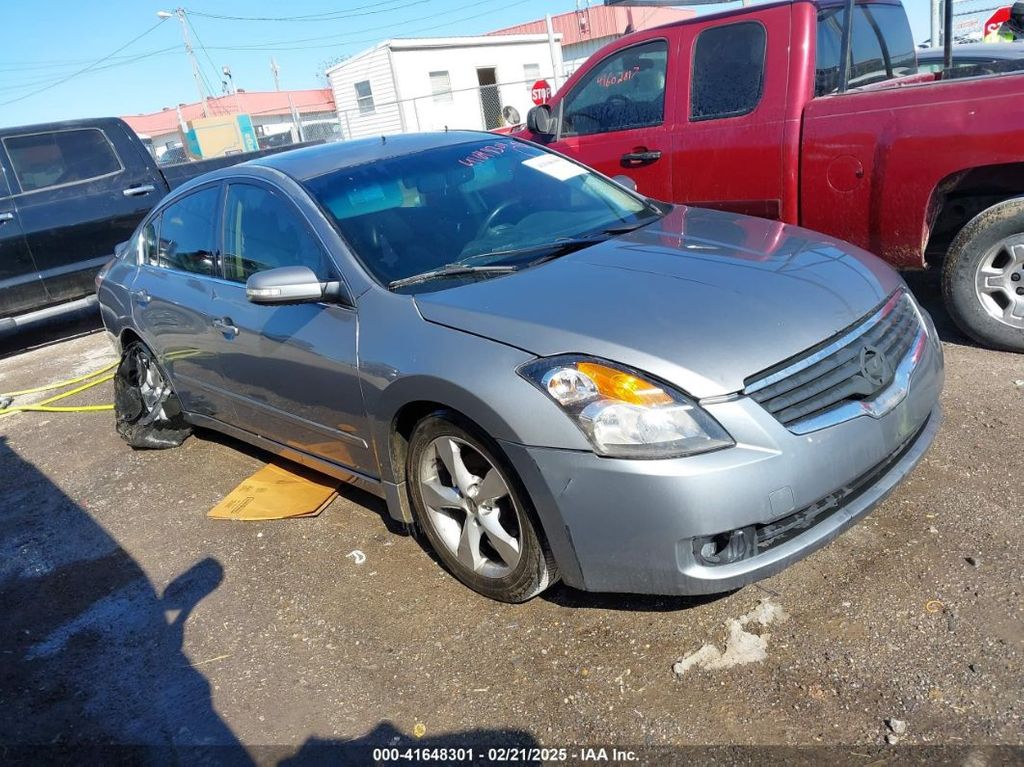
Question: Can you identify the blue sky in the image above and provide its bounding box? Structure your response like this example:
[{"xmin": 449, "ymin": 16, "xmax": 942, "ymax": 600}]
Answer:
[{"xmin": 0, "ymin": 0, "xmax": 937, "ymax": 127}]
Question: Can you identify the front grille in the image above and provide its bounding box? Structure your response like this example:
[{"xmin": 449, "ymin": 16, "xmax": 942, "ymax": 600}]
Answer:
[
  {"xmin": 693, "ymin": 415, "xmax": 931, "ymax": 567},
  {"xmin": 744, "ymin": 291, "xmax": 925, "ymax": 432}
]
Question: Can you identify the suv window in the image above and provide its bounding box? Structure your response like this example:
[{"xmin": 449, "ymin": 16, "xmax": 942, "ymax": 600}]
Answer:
[
  {"xmin": 816, "ymin": 4, "xmax": 917, "ymax": 96},
  {"xmin": 152, "ymin": 187, "xmax": 220, "ymax": 276},
  {"xmin": 3, "ymin": 129, "xmax": 122, "ymax": 193},
  {"xmin": 560, "ymin": 40, "xmax": 668, "ymax": 137},
  {"xmin": 222, "ymin": 184, "xmax": 327, "ymax": 283},
  {"xmin": 691, "ymin": 22, "xmax": 767, "ymax": 121}
]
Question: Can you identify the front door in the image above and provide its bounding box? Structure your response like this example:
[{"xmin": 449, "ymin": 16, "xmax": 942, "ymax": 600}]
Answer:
[
  {"xmin": 546, "ymin": 38, "xmax": 674, "ymax": 201},
  {"xmin": 476, "ymin": 67, "xmax": 502, "ymax": 130},
  {"xmin": 209, "ymin": 181, "xmax": 376, "ymax": 476},
  {"xmin": 669, "ymin": 17, "xmax": 789, "ymax": 220},
  {"xmin": 0, "ymin": 158, "xmax": 47, "ymax": 319},
  {"xmin": 130, "ymin": 184, "xmax": 233, "ymax": 420},
  {"xmin": 3, "ymin": 126, "xmax": 162, "ymax": 305}
]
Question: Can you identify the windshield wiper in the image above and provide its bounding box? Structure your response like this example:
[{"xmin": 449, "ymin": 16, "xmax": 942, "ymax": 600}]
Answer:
[{"xmin": 388, "ymin": 263, "xmax": 518, "ymax": 290}]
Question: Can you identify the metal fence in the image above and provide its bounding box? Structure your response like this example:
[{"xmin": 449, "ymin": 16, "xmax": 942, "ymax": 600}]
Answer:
[
  {"xmin": 333, "ymin": 76, "xmax": 560, "ymax": 141},
  {"xmin": 949, "ymin": 0, "xmax": 1007, "ymax": 41}
]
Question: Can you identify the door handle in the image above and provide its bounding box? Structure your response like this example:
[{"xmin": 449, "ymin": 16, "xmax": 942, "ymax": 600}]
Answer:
[
  {"xmin": 123, "ymin": 184, "xmax": 156, "ymax": 197},
  {"xmin": 620, "ymin": 149, "xmax": 662, "ymax": 167},
  {"xmin": 0, "ymin": 212, "xmax": 13, "ymax": 223},
  {"xmin": 131, "ymin": 289, "xmax": 151, "ymax": 305},
  {"xmin": 212, "ymin": 317, "xmax": 239, "ymax": 337}
]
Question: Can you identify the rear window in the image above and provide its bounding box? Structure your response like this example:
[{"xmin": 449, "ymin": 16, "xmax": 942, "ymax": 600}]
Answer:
[
  {"xmin": 815, "ymin": 4, "xmax": 917, "ymax": 96},
  {"xmin": 3, "ymin": 128, "xmax": 122, "ymax": 193},
  {"xmin": 691, "ymin": 22, "xmax": 767, "ymax": 121}
]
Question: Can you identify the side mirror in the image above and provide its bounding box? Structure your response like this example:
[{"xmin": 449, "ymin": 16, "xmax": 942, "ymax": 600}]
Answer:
[
  {"xmin": 611, "ymin": 174, "xmax": 638, "ymax": 192},
  {"xmin": 245, "ymin": 265, "xmax": 343, "ymax": 305},
  {"xmin": 526, "ymin": 104, "xmax": 555, "ymax": 137}
]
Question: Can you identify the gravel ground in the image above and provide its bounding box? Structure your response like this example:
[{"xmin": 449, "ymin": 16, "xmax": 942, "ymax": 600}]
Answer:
[{"xmin": 0, "ymin": 279, "xmax": 1021, "ymax": 761}]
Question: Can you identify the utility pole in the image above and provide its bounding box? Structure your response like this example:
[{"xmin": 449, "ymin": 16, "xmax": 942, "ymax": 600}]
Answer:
[
  {"xmin": 270, "ymin": 58, "xmax": 281, "ymax": 92},
  {"xmin": 545, "ymin": 14, "xmax": 561, "ymax": 91},
  {"xmin": 158, "ymin": 8, "xmax": 208, "ymax": 116},
  {"xmin": 931, "ymin": 0, "xmax": 942, "ymax": 48}
]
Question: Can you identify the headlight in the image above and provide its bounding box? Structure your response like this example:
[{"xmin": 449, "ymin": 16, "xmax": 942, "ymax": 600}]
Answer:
[{"xmin": 518, "ymin": 355, "xmax": 734, "ymax": 459}]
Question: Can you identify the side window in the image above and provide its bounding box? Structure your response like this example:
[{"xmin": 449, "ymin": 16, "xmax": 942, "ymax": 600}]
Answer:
[
  {"xmin": 222, "ymin": 184, "xmax": 327, "ymax": 283},
  {"xmin": 815, "ymin": 5, "xmax": 918, "ymax": 96},
  {"xmin": 153, "ymin": 187, "xmax": 220, "ymax": 276},
  {"xmin": 560, "ymin": 40, "xmax": 668, "ymax": 137},
  {"xmin": 691, "ymin": 22, "xmax": 767, "ymax": 121},
  {"xmin": 3, "ymin": 129, "xmax": 122, "ymax": 193}
]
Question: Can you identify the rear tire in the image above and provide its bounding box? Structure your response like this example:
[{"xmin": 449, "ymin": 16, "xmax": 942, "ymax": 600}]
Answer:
[
  {"xmin": 114, "ymin": 341, "xmax": 192, "ymax": 449},
  {"xmin": 942, "ymin": 198, "xmax": 1024, "ymax": 352},
  {"xmin": 406, "ymin": 411, "xmax": 558, "ymax": 603}
]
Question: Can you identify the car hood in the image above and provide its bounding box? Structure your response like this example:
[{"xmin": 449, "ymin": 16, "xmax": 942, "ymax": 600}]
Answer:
[{"xmin": 414, "ymin": 206, "xmax": 904, "ymax": 398}]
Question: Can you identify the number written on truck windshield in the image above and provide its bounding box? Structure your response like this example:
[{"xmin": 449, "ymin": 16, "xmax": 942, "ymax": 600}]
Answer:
[{"xmin": 816, "ymin": 5, "xmax": 917, "ymax": 95}]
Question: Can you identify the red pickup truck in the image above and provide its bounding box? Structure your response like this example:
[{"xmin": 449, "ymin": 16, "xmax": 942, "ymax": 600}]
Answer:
[{"xmin": 521, "ymin": 0, "xmax": 1024, "ymax": 352}]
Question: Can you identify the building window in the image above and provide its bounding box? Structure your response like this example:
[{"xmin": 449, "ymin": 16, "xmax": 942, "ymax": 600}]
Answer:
[
  {"xmin": 691, "ymin": 22, "xmax": 766, "ymax": 121},
  {"xmin": 523, "ymin": 63, "xmax": 541, "ymax": 87},
  {"xmin": 354, "ymin": 80, "xmax": 375, "ymax": 114},
  {"xmin": 429, "ymin": 71, "xmax": 453, "ymax": 103}
]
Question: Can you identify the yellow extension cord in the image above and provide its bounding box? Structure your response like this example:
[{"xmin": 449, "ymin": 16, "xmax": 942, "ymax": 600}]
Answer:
[{"xmin": 0, "ymin": 361, "xmax": 117, "ymax": 418}]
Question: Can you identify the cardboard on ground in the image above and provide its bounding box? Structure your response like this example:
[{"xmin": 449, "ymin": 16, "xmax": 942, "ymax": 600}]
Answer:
[{"xmin": 208, "ymin": 462, "xmax": 339, "ymax": 521}]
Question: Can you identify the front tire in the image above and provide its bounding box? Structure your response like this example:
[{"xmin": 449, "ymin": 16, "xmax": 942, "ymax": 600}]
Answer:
[
  {"xmin": 942, "ymin": 198, "xmax": 1024, "ymax": 352},
  {"xmin": 406, "ymin": 412, "xmax": 558, "ymax": 602},
  {"xmin": 114, "ymin": 341, "xmax": 192, "ymax": 449}
]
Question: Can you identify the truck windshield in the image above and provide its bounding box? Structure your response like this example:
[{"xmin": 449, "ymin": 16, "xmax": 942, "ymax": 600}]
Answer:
[
  {"xmin": 303, "ymin": 139, "xmax": 662, "ymax": 286},
  {"xmin": 815, "ymin": 3, "xmax": 917, "ymax": 95}
]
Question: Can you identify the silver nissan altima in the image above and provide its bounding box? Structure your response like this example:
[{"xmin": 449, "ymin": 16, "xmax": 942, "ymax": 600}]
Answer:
[{"xmin": 97, "ymin": 132, "xmax": 944, "ymax": 602}]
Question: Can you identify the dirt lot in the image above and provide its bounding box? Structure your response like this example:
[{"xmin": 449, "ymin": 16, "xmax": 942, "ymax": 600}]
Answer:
[{"xmin": 0, "ymin": 278, "xmax": 1021, "ymax": 761}]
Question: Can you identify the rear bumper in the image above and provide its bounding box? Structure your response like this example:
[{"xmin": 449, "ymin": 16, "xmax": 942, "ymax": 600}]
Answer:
[{"xmin": 501, "ymin": 329, "xmax": 943, "ymax": 595}]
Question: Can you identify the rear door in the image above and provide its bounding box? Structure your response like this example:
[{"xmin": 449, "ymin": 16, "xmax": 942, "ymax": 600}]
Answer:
[
  {"xmin": 207, "ymin": 180, "xmax": 376, "ymax": 476},
  {"xmin": 130, "ymin": 184, "xmax": 234, "ymax": 420},
  {"xmin": 546, "ymin": 38, "xmax": 674, "ymax": 201},
  {"xmin": 669, "ymin": 15, "xmax": 789, "ymax": 219},
  {"xmin": 3, "ymin": 126, "xmax": 162, "ymax": 306},
  {"xmin": 0, "ymin": 153, "xmax": 48, "ymax": 319}
]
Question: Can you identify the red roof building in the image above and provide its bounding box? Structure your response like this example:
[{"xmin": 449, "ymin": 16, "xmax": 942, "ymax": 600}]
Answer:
[
  {"xmin": 490, "ymin": 5, "xmax": 694, "ymax": 73},
  {"xmin": 122, "ymin": 89, "xmax": 335, "ymax": 141}
]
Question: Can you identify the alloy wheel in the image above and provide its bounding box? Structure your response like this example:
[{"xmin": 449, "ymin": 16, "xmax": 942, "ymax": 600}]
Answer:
[
  {"xmin": 417, "ymin": 436, "xmax": 522, "ymax": 578},
  {"xmin": 974, "ymin": 234, "xmax": 1024, "ymax": 329}
]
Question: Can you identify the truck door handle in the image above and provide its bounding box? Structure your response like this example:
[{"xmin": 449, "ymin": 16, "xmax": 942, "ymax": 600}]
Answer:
[
  {"xmin": 131, "ymin": 289, "xmax": 151, "ymax": 305},
  {"xmin": 123, "ymin": 184, "xmax": 156, "ymax": 197},
  {"xmin": 0, "ymin": 212, "xmax": 13, "ymax": 223},
  {"xmin": 620, "ymin": 149, "xmax": 662, "ymax": 167},
  {"xmin": 213, "ymin": 317, "xmax": 239, "ymax": 337}
]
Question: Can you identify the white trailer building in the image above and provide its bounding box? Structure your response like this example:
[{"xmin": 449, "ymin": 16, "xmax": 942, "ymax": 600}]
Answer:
[{"xmin": 325, "ymin": 34, "xmax": 563, "ymax": 139}]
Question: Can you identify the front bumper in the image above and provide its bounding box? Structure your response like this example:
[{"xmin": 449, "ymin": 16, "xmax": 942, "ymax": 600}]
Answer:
[{"xmin": 501, "ymin": 326, "xmax": 944, "ymax": 596}]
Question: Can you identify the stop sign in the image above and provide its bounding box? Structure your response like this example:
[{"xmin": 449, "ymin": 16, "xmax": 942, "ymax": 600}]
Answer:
[
  {"xmin": 986, "ymin": 7, "xmax": 1011, "ymax": 34},
  {"xmin": 531, "ymin": 80, "xmax": 551, "ymax": 106}
]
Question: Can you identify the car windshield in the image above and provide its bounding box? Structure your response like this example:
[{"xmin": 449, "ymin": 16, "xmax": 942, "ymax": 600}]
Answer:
[{"xmin": 302, "ymin": 138, "xmax": 662, "ymax": 286}]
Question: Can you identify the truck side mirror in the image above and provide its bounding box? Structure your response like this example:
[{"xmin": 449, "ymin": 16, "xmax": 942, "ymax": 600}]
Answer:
[{"xmin": 526, "ymin": 105, "xmax": 555, "ymax": 137}]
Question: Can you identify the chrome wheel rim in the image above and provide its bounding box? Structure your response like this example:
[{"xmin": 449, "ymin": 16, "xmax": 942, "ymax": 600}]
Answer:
[
  {"xmin": 134, "ymin": 349, "xmax": 168, "ymax": 419},
  {"xmin": 418, "ymin": 437, "xmax": 522, "ymax": 578},
  {"xmin": 974, "ymin": 235, "xmax": 1024, "ymax": 329}
]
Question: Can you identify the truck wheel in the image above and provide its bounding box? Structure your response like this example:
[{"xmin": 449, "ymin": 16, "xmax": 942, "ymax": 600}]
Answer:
[
  {"xmin": 114, "ymin": 341, "xmax": 192, "ymax": 449},
  {"xmin": 406, "ymin": 411, "xmax": 558, "ymax": 603},
  {"xmin": 942, "ymin": 198, "xmax": 1024, "ymax": 352}
]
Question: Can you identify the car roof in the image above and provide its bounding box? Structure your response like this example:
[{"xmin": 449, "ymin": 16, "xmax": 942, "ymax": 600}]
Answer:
[
  {"xmin": 917, "ymin": 42, "xmax": 1024, "ymax": 60},
  {"xmin": 246, "ymin": 130, "xmax": 497, "ymax": 182}
]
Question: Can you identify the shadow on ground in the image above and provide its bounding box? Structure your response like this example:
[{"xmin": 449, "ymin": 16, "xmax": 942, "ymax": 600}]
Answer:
[
  {"xmin": 0, "ymin": 434, "xmax": 247, "ymax": 758},
  {"xmin": 0, "ymin": 311, "xmax": 104, "ymax": 361}
]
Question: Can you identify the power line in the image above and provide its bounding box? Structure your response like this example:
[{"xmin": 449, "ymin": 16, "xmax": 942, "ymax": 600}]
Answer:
[
  {"xmin": 189, "ymin": 0, "xmax": 430, "ymax": 23},
  {"xmin": 0, "ymin": 48, "xmax": 180, "ymax": 93},
  {"xmin": 0, "ymin": 17, "xmax": 170, "ymax": 107},
  {"xmin": 202, "ymin": 0, "xmax": 529, "ymax": 53}
]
